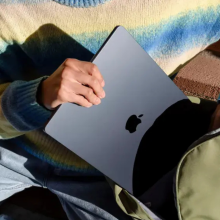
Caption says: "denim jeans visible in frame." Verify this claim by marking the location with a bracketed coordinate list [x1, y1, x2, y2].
[0, 141, 130, 220]
[0, 215, 13, 220]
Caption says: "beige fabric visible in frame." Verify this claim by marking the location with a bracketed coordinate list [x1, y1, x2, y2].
[0, 83, 25, 139]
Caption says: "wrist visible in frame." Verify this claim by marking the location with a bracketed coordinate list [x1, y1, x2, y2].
[36, 77, 51, 111]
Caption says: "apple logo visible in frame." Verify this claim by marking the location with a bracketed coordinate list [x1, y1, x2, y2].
[125, 114, 143, 133]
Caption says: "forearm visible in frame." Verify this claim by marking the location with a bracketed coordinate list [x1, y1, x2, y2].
[0, 77, 52, 139]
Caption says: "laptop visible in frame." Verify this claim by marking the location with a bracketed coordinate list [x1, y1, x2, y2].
[45, 26, 188, 195]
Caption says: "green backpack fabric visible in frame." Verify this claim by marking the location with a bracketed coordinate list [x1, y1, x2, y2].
[108, 97, 220, 220]
[176, 129, 220, 220]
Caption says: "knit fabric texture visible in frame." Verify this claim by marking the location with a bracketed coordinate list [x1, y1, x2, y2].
[174, 43, 220, 101]
[53, 0, 111, 7]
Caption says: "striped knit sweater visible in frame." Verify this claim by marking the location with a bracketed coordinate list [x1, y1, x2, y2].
[0, 0, 220, 174]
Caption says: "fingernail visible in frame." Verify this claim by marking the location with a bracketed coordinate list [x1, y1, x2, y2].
[87, 103, 92, 108]
[95, 98, 101, 104]
[99, 91, 105, 99]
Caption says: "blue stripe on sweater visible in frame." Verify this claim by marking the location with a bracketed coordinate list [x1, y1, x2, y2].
[71, 7, 220, 58]
[0, 7, 219, 60]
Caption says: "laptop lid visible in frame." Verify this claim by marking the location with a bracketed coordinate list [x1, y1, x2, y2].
[45, 26, 187, 195]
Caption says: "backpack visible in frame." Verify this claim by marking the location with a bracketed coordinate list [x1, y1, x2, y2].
[108, 96, 220, 220]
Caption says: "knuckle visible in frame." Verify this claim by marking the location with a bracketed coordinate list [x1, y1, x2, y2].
[91, 77, 98, 86]
[61, 68, 69, 79]
[64, 58, 70, 66]
[90, 64, 98, 73]
[64, 58, 74, 66]
[86, 88, 93, 96]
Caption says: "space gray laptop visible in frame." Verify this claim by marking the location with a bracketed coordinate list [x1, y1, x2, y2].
[45, 26, 187, 195]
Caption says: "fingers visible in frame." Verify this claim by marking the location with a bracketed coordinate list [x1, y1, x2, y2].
[62, 66, 105, 99]
[61, 90, 93, 108]
[64, 58, 105, 87]
[71, 95, 93, 108]
[53, 58, 106, 108]
[79, 61, 105, 87]
[42, 58, 105, 110]
[74, 83, 101, 105]
[61, 79, 101, 105]
[76, 73, 105, 99]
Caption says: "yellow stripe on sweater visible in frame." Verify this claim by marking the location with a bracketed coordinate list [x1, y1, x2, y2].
[0, 0, 219, 43]
[25, 130, 92, 169]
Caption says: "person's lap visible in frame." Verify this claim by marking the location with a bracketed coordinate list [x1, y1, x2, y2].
[0, 98, 217, 220]
[0, 142, 130, 220]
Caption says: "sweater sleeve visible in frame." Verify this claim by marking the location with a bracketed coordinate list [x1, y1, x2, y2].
[0, 77, 52, 139]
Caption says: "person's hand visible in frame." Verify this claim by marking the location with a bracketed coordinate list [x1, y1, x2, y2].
[38, 59, 105, 110]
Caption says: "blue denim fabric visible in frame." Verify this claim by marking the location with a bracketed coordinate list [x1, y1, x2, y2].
[0, 215, 13, 220]
[0, 141, 130, 220]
